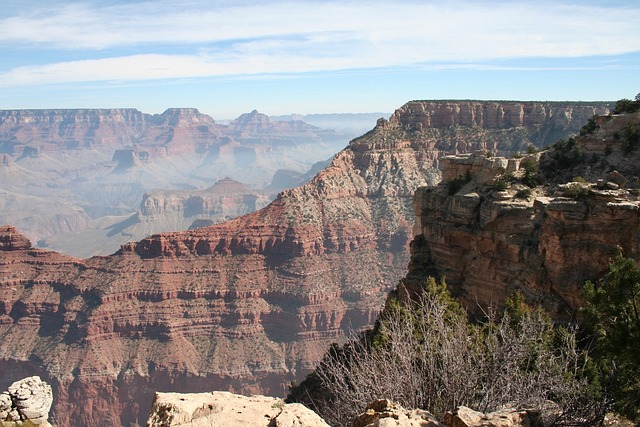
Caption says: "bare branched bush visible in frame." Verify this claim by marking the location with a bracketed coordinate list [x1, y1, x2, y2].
[301, 279, 603, 427]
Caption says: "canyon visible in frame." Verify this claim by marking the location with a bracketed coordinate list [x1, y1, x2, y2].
[0, 108, 350, 257]
[0, 101, 611, 427]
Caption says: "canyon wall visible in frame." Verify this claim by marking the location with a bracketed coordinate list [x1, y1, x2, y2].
[0, 101, 611, 427]
[0, 108, 347, 256]
[406, 111, 640, 317]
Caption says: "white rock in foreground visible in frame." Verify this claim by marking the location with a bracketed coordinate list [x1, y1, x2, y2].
[0, 376, 53, 426]
[146, 391, 330, 427]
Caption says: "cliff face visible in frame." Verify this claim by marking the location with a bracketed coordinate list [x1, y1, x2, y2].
[0, 101, 612, 427]
[391, 101, 608, 154]
[406, 111, 640, 316]
[0, 108, 220, 156]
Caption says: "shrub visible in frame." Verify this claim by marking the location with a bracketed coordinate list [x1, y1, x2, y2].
[296, 279, 602, 426]
[515, 188, 532, 199]
[492, 178, 509, 191]
[614, 98, 640, 114]
[583, 252, 640, 422]
[520, 157, 538, 175]
[563, 182, 590, 198]
[621, 123, 639, 154]
[580, 116, 599, 135]
[519, 157, 540, 188]
[447, 171, 471, 195]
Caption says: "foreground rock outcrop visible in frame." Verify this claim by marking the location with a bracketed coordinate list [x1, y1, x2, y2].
[352, 399, 443, 427]
[0, 101, 611, 427]
[443, 406, 541, 427]
[0, 377, 53, 426]
[146, 391, 329, 427]
[349, 400, 538, 427]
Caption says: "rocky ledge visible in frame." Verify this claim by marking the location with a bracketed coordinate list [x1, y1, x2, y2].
[406, 111, 640, 316]
[144, 393, 540, 427]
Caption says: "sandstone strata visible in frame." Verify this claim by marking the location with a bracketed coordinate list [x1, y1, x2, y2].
[407, 111, 640, 316]
[146, 391, 329, 427]
[0, 226, 31, 251]
[0, 101, 611, 427]
[0, 108, 346, 255]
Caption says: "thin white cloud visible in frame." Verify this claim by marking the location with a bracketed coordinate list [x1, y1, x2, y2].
[0, 0, 639, 87]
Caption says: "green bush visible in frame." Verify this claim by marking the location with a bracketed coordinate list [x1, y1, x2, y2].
[572, 176, 588, 184]
[613, 98, 640, 114]
[519, 157, 540, 188]
[584, 252, 640, 422]
[621, 123, 639, 154]
[563, 182, 590, 198]
[447, 171, 472, 195]
[580, 116, 599, 135]
[492, 178, 509, 191]
[515, 188, 532, 199]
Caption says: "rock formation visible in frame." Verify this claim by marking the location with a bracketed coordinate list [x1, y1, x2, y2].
[443, 406, 542, 427]
[40, 178, 277, 258]
[146, 391, 329, 427]
[0, 377, 53, 426]
[352, 399, 443, 427]
[406, 110, 640, 316]
[0, 101, 612, 427]
[0, 225, 31, 251]
[0, 108, 347, 256]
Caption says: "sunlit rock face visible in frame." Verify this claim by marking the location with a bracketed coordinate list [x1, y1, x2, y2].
[0, 100, 611, 427]
[406, 110, 640, 318]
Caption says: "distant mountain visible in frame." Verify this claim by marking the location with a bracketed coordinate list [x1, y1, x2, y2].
[40, 177, 276, 258]
[0, 108, 352, 255]
[271, 112, 390, 136]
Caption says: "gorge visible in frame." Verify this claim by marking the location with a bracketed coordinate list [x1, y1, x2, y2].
[0, 100, 612, 426]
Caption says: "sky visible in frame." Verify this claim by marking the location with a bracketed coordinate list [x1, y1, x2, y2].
[0, 0, 639, 120]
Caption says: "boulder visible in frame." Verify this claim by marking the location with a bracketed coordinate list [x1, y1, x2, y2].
[146, 391, 330, 427]
[443, 406, 542, 427]
[0, 376, 53, 426]
[352, 399, 444, 427]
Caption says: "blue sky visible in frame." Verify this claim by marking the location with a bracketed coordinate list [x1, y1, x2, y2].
[0, 0, 639, 119]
